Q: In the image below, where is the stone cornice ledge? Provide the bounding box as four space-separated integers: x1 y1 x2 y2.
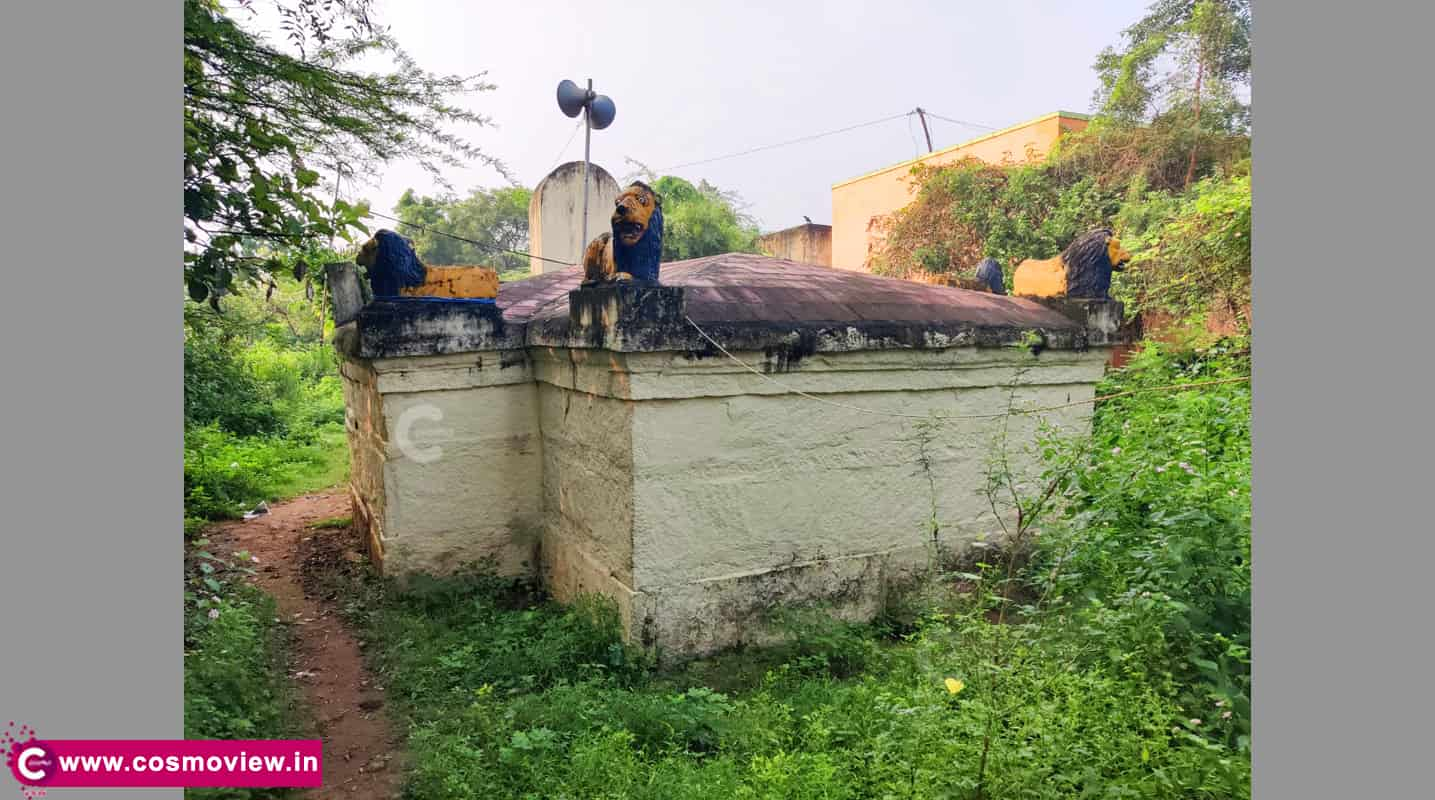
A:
337 286 1132 361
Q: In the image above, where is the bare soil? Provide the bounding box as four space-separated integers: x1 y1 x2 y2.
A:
209 489 403 800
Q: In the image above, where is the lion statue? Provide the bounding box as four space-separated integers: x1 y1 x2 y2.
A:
581 181 664 286
974 257 1006 295
1012 228 1132 299
356 229 427 297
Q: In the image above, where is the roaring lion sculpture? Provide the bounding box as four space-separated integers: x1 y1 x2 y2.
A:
581 181 664 286
1012 228 1132 299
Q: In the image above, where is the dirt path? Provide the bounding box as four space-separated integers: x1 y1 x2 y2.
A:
209 489 403 800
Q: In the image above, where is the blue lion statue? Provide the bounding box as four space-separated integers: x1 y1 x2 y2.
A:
356 229 427 297
974 257 1006 295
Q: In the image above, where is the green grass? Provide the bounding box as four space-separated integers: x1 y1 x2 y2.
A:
184 545 304 800
271 425 350 498
184 422 349 532
323 575 1245 798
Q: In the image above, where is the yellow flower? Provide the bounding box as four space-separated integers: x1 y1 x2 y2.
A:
944 678 965 695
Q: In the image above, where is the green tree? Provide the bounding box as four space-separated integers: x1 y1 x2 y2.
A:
183 0 504 303
1092 0 1251 133
394 186 533 273
645 176 762 261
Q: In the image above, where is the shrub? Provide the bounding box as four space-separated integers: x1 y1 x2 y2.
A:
182 275 349 527
1115 167 1251 325
183 321 283 437
1030 338 1252 748
1050 116 1250 194
871 159 1121 282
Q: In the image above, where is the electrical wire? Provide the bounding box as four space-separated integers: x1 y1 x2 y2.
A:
545 117 585 175
365 210 576 267
656 112 911 172
923 110 998 132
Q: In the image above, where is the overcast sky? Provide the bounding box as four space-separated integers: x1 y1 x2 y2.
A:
293 0 1152 231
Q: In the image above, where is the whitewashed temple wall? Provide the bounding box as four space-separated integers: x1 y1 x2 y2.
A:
343 351 543 578
529 345 1109 658
342 341 1108 658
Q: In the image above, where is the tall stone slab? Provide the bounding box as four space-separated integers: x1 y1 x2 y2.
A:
528 161 621 275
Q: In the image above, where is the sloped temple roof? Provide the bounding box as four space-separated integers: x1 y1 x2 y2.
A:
501 253 1074 329
349 253 1107 359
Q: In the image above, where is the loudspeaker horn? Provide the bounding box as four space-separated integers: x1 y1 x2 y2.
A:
556 79 587 118
588 94 616 130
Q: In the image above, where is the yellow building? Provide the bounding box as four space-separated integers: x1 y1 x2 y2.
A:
830 110 1090 271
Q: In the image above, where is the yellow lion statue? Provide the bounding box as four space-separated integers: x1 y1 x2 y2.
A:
1012 228 1132 299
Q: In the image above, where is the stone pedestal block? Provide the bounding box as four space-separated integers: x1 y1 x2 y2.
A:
568 284 687 350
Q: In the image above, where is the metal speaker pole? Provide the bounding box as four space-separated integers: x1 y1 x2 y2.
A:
555 78 616 262
581 79 592 254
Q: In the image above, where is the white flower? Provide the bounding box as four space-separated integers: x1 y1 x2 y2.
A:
1155 466 1167 473
1221 711 1232 719
251 555 261 564
229 462 239 469
1111 447 1122 455
208 608 221 620
211 596 221 604
1189 718 1202 726
1214 700 1225 708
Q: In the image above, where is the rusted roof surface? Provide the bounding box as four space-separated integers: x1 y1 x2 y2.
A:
495 265 585 323
498 253 1077 331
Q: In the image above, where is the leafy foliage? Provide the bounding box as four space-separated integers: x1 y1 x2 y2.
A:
183 0 502 300
1051 113 1250 195
1092 0 1251 130
870 158 1121 283
1114 166 1251 324
1031 338 1252 750
393 186 533 273
184 312 285 437
183 274 347 530
632 175 763 261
